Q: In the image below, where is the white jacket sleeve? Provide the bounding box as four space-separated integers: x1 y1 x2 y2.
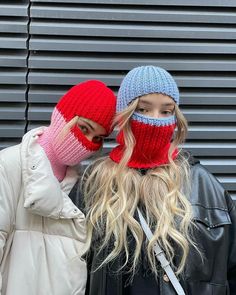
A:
0 161 18 294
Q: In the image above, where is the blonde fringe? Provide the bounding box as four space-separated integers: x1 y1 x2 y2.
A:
82 100 200 277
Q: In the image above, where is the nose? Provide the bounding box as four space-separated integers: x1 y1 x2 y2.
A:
152 110 160 119
84 134 93 142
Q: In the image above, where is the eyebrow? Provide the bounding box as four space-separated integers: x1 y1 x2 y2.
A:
139 100 175 107
161 103 175 107
139 99 153 105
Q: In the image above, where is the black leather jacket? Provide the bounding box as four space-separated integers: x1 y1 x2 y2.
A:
73 158 236 295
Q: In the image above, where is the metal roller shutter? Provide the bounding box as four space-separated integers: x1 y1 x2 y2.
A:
0 1 29 149
1 0 236 198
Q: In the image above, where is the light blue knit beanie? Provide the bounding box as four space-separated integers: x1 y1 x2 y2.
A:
117 65 179 112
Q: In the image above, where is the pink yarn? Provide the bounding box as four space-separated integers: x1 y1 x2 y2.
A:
38 109 94 181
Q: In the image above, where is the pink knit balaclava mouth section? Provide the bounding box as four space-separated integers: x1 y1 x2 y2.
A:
38 80 116 181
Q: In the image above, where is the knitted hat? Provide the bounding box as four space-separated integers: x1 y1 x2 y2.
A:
55 80 116 134
38 80 116 181
117 65 179 112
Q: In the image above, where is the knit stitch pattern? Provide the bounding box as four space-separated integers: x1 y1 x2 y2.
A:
117 65 179 112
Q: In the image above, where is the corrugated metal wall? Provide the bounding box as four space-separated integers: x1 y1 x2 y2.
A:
0 0 236 198
0 1 28 149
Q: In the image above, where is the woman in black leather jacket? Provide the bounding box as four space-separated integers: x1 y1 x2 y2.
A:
79 65 236 295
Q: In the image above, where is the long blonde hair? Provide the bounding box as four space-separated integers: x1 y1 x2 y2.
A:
82 99 197 277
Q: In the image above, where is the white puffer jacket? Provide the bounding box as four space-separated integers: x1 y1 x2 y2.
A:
0 128 87 295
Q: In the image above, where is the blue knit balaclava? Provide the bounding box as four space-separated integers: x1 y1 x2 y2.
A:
110 65 180 168
117 65 179 112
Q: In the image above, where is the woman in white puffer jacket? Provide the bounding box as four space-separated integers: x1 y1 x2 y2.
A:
0 80 116 295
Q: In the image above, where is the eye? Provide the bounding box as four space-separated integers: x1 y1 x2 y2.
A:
92 136 103 144
136 107 148 114
78 125 88 134
161 110 174 116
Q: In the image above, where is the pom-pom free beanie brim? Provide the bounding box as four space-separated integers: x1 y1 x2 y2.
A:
117 65 179 112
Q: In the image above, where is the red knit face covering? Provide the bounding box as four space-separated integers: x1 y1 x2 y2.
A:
110 112 178 169
38 80 116 181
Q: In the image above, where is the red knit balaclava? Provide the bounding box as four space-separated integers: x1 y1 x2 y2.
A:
38 80 116 180
110 66 179 168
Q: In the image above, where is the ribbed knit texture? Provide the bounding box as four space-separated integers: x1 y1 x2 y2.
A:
110 65 179 168
117 65 179 112
110 115 178 168
57 80 116 134
38 80 116 181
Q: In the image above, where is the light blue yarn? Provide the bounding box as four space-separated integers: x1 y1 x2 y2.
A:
117 65 179 112
132 112 176 127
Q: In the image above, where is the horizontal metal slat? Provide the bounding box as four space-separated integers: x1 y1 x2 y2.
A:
28 89 64 103
0 53 27 67
181 93 236 105
28 71 236 88
28 72 120 85
27 89 236 105
31 6 236 24
0 105 25 120
0 123 25 137
184 143 236 157
217 176 236 191
184 109 236 122
0 4 28 17
0 37 27 49
199 159 236 174
30 0 236 7
0 21 28 34
30 22 236 40
231 193 236 200
0 88 25 102
0 70 27 84
28 55 236 71
29 38 236 54
187 127 236 140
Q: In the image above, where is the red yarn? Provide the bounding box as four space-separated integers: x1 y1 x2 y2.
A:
110 120 178 168
56 80 116 135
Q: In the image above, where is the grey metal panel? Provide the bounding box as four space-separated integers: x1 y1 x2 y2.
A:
0 123 25 137
188 127 236 140
0 70 27 84
200 159 236 174
29 39 236 54
0 2 28 149
0 52 27 67
0 4 28 16
30 0 236 7
27 88 236 106
181 92 236 105
31 6 236 24
27 71 236 89
0 37 27 49
0 88 26 102
217 176 236 191
0 21 28 33
0 104 26 120
184 143 236 157
27 0 236 195
184 109 236 122
28 55 236 71
30 22 236 40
